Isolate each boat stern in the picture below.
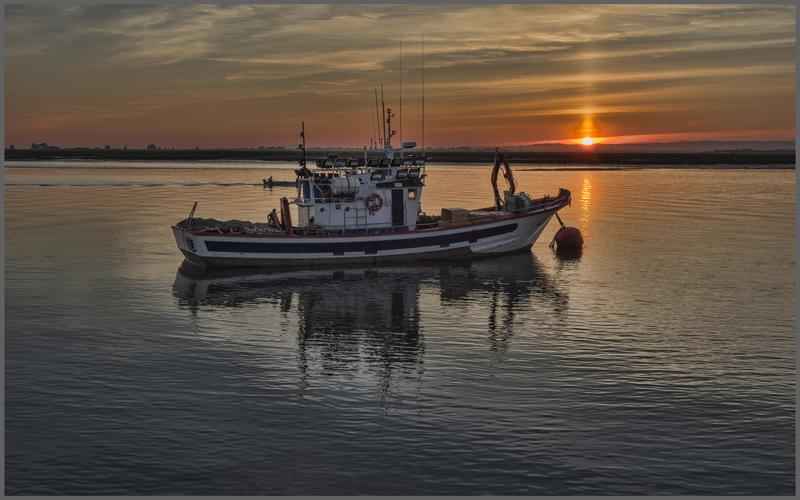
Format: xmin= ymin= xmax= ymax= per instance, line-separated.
xmin=172 ymin=225 xmax=192 ymax=252
xmin=172 ymin=225 xmax=208 ymax=265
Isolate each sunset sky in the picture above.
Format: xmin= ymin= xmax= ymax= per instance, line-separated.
xmin=5 ymin=4 xmax=796 ymax=148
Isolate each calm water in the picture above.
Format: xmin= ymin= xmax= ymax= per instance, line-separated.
xmin=5 ymin=162 xmax=795 ymax=495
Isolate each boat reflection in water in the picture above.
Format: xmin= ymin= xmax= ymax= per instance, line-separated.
xmin=172 ymin=252 xmax=568 ymax=399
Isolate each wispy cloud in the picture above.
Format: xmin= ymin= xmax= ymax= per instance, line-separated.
xmin=5 ymin=4 xmax=795 ymax=147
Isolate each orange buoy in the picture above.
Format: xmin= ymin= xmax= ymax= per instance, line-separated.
xmin=554 ymin=226 xmax=583 ymax=252
xmin=550 ymin=212 xmax=583 ymax=257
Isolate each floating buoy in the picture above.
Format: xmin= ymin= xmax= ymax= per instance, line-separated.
xmin=549 ymin=212 xmax=583 ymax=257
xmin=554 ymin=226 xmax=583 ymax=249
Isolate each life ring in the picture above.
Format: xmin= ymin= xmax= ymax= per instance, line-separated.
xmin=365 ymin=193 xmax=383 ymax=214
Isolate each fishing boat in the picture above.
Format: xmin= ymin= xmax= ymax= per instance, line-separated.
xmin=172 ymin=103 xmax=571 ymax=269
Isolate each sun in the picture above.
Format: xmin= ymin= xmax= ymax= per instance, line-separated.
xmin=580 ymin=136 xmax=594 ymax=146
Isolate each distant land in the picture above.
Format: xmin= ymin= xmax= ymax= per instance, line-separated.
xmin=4 ymin=141 xmax=795 ymax=166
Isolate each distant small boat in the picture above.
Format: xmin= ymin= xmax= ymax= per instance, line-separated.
xmin=262 ymin=177 xmax=296 ymax=188
xmin=174 ymin=111 xmax=570 ymax=269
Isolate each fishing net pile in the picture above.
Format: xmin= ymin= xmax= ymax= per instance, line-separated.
xmin=176 ymin=217 xmax=284 ymax=235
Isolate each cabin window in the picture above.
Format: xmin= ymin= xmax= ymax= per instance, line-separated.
xmin=302 ymin=181 xmax=311 ymax=199
xmin=408 ymin=189 xmax=417 ymax=200
xmin=186 ymin=238 xmax=195 ymax=251
xmin=313 ymin=184 xmax=322 ymax=199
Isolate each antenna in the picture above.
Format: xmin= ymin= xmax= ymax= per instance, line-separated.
xmin=421 ymin=33 xmax=425 ymax=155
xmin=367 ymin=94 xmax=375 ymax=149
xmin=370 ymin=90 xmax=378 ymax=150
xmin=400 ymin=39 xmax=403 ymax=159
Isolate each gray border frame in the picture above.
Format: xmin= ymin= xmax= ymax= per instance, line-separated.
xmin=1 ymin=0 xmax=5 ymax=495
xmin=2 ymin=0 xmax=797 ymax=498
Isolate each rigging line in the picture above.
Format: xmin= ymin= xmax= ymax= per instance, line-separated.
xmin=374 ymin=87 xmax=381 ymax=149
xmin=371 ymin=88 xmax=378 ymax=150
xmin=380 ymin=83 xmax=386 ymax=148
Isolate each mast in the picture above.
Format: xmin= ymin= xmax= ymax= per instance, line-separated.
xmin=299 ymin=121 xmax=306 ymax=167
xmin=380 ymin=84 xmax=387 ymax=148
xmin=386 ymin=107 xmax=395 ymax=149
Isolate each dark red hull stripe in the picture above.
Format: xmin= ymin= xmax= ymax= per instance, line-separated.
xmin=204 ymin=223 xmax=519 ymax=254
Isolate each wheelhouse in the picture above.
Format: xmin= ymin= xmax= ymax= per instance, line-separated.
xmin=295 ymin=159 xmax=426 ymax=232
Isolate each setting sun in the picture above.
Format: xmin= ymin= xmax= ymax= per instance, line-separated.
xmin=581 ymin=137 xmax=595 ymax=146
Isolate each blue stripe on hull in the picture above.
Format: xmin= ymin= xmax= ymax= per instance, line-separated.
xmin=204 ymin=223 xmax=518 ymax=254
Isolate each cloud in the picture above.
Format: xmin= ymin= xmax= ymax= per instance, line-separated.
xmin=5 ymin=4 xmax=795 ymax=147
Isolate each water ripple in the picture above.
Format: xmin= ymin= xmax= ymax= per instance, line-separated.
xmin=5 ymin=164 xmax=794 ymax=495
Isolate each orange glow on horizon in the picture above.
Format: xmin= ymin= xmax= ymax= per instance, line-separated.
xmin=524 ymin=128 xmax=794 ymax=147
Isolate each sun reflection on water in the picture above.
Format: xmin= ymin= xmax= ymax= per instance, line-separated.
xmin=579 ymin=176 xmax=592 ymax=230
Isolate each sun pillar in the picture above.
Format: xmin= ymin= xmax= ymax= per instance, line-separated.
xmin=579 ymin=114 xmax=596 ymax=145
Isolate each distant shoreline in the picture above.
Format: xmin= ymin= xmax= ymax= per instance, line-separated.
xmin=4 ymin=148 xmax=795 ymax=166
xmin=5 ymin=163 xmax=794 ymax=171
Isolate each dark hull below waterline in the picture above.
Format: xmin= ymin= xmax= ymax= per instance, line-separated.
xmin=179 ymin=244 xmax=536 ymax=269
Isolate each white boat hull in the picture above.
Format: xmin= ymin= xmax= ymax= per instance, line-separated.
xmin=173 ymin=206 xmax=561 ymax=269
